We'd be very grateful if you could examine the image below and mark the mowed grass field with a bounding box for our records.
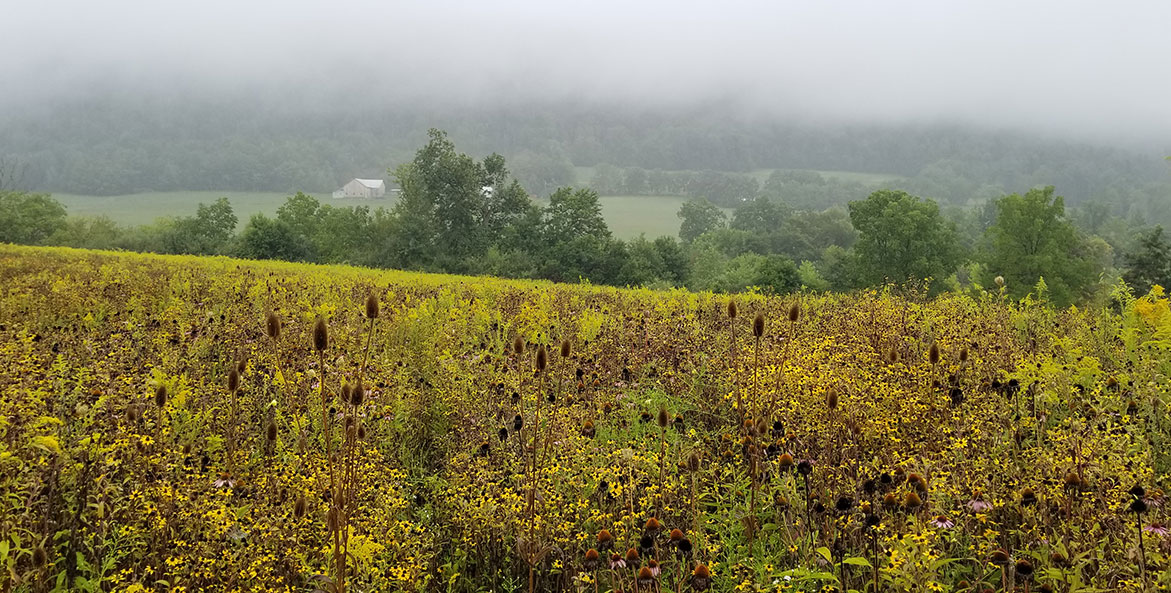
[53,191,700,240]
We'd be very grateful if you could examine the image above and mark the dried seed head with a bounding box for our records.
[1015,559,1034,578]
[687,452,702,472]
[657,408,669,428]
[357,424,366,440]
[293,495,307,518]
[513,335,524,355]
[888,348,899,363]
[154,384,167,408]
[753,313,764,338]
[227,369,239,394]
[561,338,571,358]
[32,545,47,569]
[668,528,684,542]
[959,347,969,363]
[365,292,380,319]
[583,548,600,571]
[994,275,1005,287]
[597,529,614,551]
[237,358,246,374]
[929,342,940,365]
[265,310,281,339]
[351,382,364,406]
[826,389,838,410]
[727,300,738,319]
[788,302,800,323]
[536,345,547,372]
[904,491,923,509]
[691,563,712,590]
[644,517,662,534]
[313,318,329,351]
[266,420,277,442]
[777,453,794,471]
[988,549,1010,565]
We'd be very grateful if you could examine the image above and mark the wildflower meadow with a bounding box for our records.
[1,244,1170,593]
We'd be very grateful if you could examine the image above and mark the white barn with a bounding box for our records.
[332,178,386,199]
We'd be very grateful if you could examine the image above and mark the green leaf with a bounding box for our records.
[843,556,872,567]
[31,435,61,454]
[815,546,833,564]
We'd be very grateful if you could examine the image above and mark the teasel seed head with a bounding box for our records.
[536,345,547,372]
[365,291,380,319]
[929,342,940,365]
[513,335,524,355]
[293,495,307,519]
[351,382,364,406]
[788,302,800,323]
[327,507,339,532]
[32,545,47,569]
[959,346,969,363]
[266,420,277,442]
[888,348,899,363]
[561,338,571,358]
[228,368,239,393]
[727,300,738,319]
[313,318,329,351]
[687,451,702,472]
[826,389,838,410]
[154,384,167,408]
[657,407,669,428]
[753,312,764,338]
[265,310,281,339]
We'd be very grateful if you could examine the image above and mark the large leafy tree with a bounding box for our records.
[1123,226,1171,295]
[0,191,67,245]
[982,186,1098,306]
[542,187,609,243]
[677,197,726,243]
[847,190,961,288]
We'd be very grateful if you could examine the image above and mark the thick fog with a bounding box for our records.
[3,0,1170,145]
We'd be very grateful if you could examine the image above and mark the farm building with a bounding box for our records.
[332,178,386,199]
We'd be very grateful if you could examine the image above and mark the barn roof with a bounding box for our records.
[354,178,385,189]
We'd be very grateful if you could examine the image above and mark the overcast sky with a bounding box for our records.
[4,0,1169,145]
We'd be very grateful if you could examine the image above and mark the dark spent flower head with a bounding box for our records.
[988,550,1010,565]
[835,496,853,512]
[637,566,655,585]
[1131,498,1149,514]
[691,563,712,590]
[904,491,923,509]
[1130,484,1146,499]
[668,528,684,542]
[1020,488,1038,506]
[1014,559,1034,578]
[677,538,693,556]
[644,517,662,533]
[797,459,813,476]
[265,310,281,339]
[583,549,600,571]
[597,529,614,550]
[313,318,329,351]
[639,534,654,551]
[32,546,47,568]
[365,291,379,319]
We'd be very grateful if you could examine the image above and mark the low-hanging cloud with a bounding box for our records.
[3,0,1169,146]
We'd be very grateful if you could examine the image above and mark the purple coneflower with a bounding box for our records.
[608,553,625,570]
[1144,523,1170,537]
[967,494,992,512]
[930,515,955,529]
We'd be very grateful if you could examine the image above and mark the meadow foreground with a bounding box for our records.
[1,246,1169,593]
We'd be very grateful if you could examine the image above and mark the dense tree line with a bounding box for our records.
[2,130,1169,305]
[3,98,1168,223]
